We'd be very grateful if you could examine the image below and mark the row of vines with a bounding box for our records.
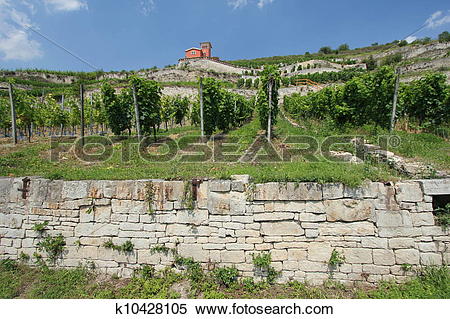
[0,76,255,141]
[284,67,450,129]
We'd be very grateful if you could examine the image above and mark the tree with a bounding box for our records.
[256,65,281,132]
[398,40,408,47]
[130,76,162,140]
[338,44,350,52]
[438,31,450,43]
[319,46,333,54]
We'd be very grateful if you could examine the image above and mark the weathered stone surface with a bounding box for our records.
[207,192,230,214]
[361,237,388,249]
[308,242,333,262]
[373,249,395,265]
[209,180,231,192]
[176,210,208,225]
[62,181,88,200]
[319,222,375,236]
[254,212,295,221]
[322,183,344,200]
[74,223,118,237]
[419,179,450,195]
[305,229,319,238]
[0,214,23,229]
[389,238,415,249]
[344,248,372,264]
[420,253,442,265]
[395,249,420,265]
[395,182,423,202]
[221,250,245,263]
[260,222,304,236]
[0,178,12,202]
[299,213,326,222]
[253,183,280,201]
[411,213,435,227]
[177,244,209,262]
[376,210,412,227]
[325,199,373,222]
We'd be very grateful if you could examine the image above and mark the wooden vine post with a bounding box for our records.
[132,85,142,141]
[267,78,274,142]
[8,82,17,144]
[199,77,205,139]
[390,67,401,132]
[80,84,85,146]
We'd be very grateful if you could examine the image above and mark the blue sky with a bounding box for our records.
[0,0,449,72]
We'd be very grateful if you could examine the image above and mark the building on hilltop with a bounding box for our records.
[183,42,219,61]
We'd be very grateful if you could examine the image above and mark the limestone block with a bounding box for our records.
[421,226,448,236]
[419,179,450,195]
[319,222,375,236]
[94,206,111,223]
[197,182,208,209]
[372,249,395,265]
[305,229,319,238]
[221,250,245,263]
[230,191,246,215]
[231,181,245,192]
[28,179,49,202]
[113,180,135,200]
[299,213,326,222]
[253,183,280,201]
[231,216,253,224]
[344,248,372,264]
[0,178,12,202]
[376,210,412,227]
[395,182,423,202]
[269,251,289,264]
[207,192,230,215]
[74,223,118,237]
[177,244,209,262]
[298,260,328,272]
[254,212,295,222]
[418,242,437,252]
[0,213,23,229]
[209,180,231,192]
[411,213,435,227]
[308,242,333,262]
[379,227,422,238]
[420,253,443,266]
[395,249,420,265]
[361,237,388,249]
[288,249,307,261]
[290,183,322,201]
[176,210,208,225]
[344,182,379,199]
[362,264,390,275]
[62,181,88,200]
[325,199,373,222]
[163,181,185,201]
[226,243,254,250]
[388,238,415,249]
[260,221,304,236]
[304,202,326,213]
[235,229,260,237]
[322,183,344,200]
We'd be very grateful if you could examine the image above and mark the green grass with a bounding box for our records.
[1,260,449,299]
[0,118,399,186]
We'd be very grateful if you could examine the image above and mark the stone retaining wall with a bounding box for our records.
[1,176,449,285]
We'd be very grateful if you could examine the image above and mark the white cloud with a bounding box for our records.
[228,0,248,9]
[257,0,274,9]
[425,10,450,29]
[405,36,417,43]
[43,0,88,12]
[140,0,155,16]
[228,0,274,9]
[0,0,43,60]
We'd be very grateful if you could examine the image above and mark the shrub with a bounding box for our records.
[213,266,239,288]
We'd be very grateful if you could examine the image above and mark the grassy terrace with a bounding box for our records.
[0,117,402,186]
[1,260,449,299]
